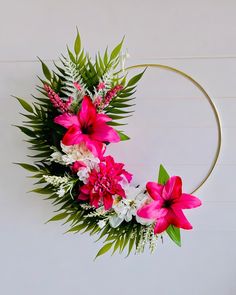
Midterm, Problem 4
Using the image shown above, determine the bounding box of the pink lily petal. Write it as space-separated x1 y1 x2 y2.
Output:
162 176 182 200
78 96 96 126
146 182 163 201
84 137 104 158
137 201 167 220
173 193 202 210
54 113 79 129
62 125 83 145
172 208 193 230
91 122 120 143
154 217 170 234
96 113 112 123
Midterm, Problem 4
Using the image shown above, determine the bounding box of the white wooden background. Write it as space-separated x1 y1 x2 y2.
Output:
0 1 236 294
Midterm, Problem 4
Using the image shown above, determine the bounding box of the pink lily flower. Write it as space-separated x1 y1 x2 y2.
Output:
54 96 120 157
137 176 202 234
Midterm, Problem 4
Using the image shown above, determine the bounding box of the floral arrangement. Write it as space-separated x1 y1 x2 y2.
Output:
15 31 201 258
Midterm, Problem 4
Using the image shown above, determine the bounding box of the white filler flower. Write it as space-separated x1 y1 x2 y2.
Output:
109 185 153 228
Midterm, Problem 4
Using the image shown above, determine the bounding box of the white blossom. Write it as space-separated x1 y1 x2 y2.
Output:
60 142 99 165
43 174 76 198
43 175 69 187
57 187 66 197
49 142 100 184
109 185 154 228
49 149 64 165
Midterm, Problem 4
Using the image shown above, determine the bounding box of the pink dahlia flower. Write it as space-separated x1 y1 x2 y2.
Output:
137 176 202 234
54 96 120 157
78 155 132 210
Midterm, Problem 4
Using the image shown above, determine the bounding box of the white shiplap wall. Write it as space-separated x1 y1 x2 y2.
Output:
0 1 236 295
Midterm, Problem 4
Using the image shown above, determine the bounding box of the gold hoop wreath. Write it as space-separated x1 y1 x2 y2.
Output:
15 33 223 257
126 64 222 194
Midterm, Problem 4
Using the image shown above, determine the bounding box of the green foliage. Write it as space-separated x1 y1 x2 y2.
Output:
104 70 145 126
166 225 181 247
46 212 69 223
74 28 81 57
95 242 114 259
117 131 130 141
14 162 38 172
14 97 33 113
110 36 124 61
158 164 170 185
38 58 52 81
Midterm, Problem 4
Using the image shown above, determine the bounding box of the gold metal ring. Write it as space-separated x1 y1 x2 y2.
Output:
126 64 222 194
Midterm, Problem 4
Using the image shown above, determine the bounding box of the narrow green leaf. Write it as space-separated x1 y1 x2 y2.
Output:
166 225 181 247
30 187 53 194
38 58 51 81
74 28 81 56
14 162 38 172
107 121 126 126
104 47 108 65
95 242 113 259
126 70 146 87
119 235 125 253
15 97 33 113
14 125 36 138
110 37 125 61
158 164 170 185
67 46 76 63
126 237 135 257
117 131 130 141
108 114 131 120
67 223 87 233
47 212 68 223
112 238 121 255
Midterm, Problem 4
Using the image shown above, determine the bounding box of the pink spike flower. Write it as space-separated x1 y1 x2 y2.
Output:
44 84 72 112
78 155 132 210
137 176 202 234
104 84 123 106
94 84 123 110
54 96 120 157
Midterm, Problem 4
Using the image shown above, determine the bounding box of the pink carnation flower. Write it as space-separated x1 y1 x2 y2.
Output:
54 96 120 157
78 155 132 210
137 176 202 234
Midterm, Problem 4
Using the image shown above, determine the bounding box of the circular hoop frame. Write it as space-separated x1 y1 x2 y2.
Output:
126 64 222 194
